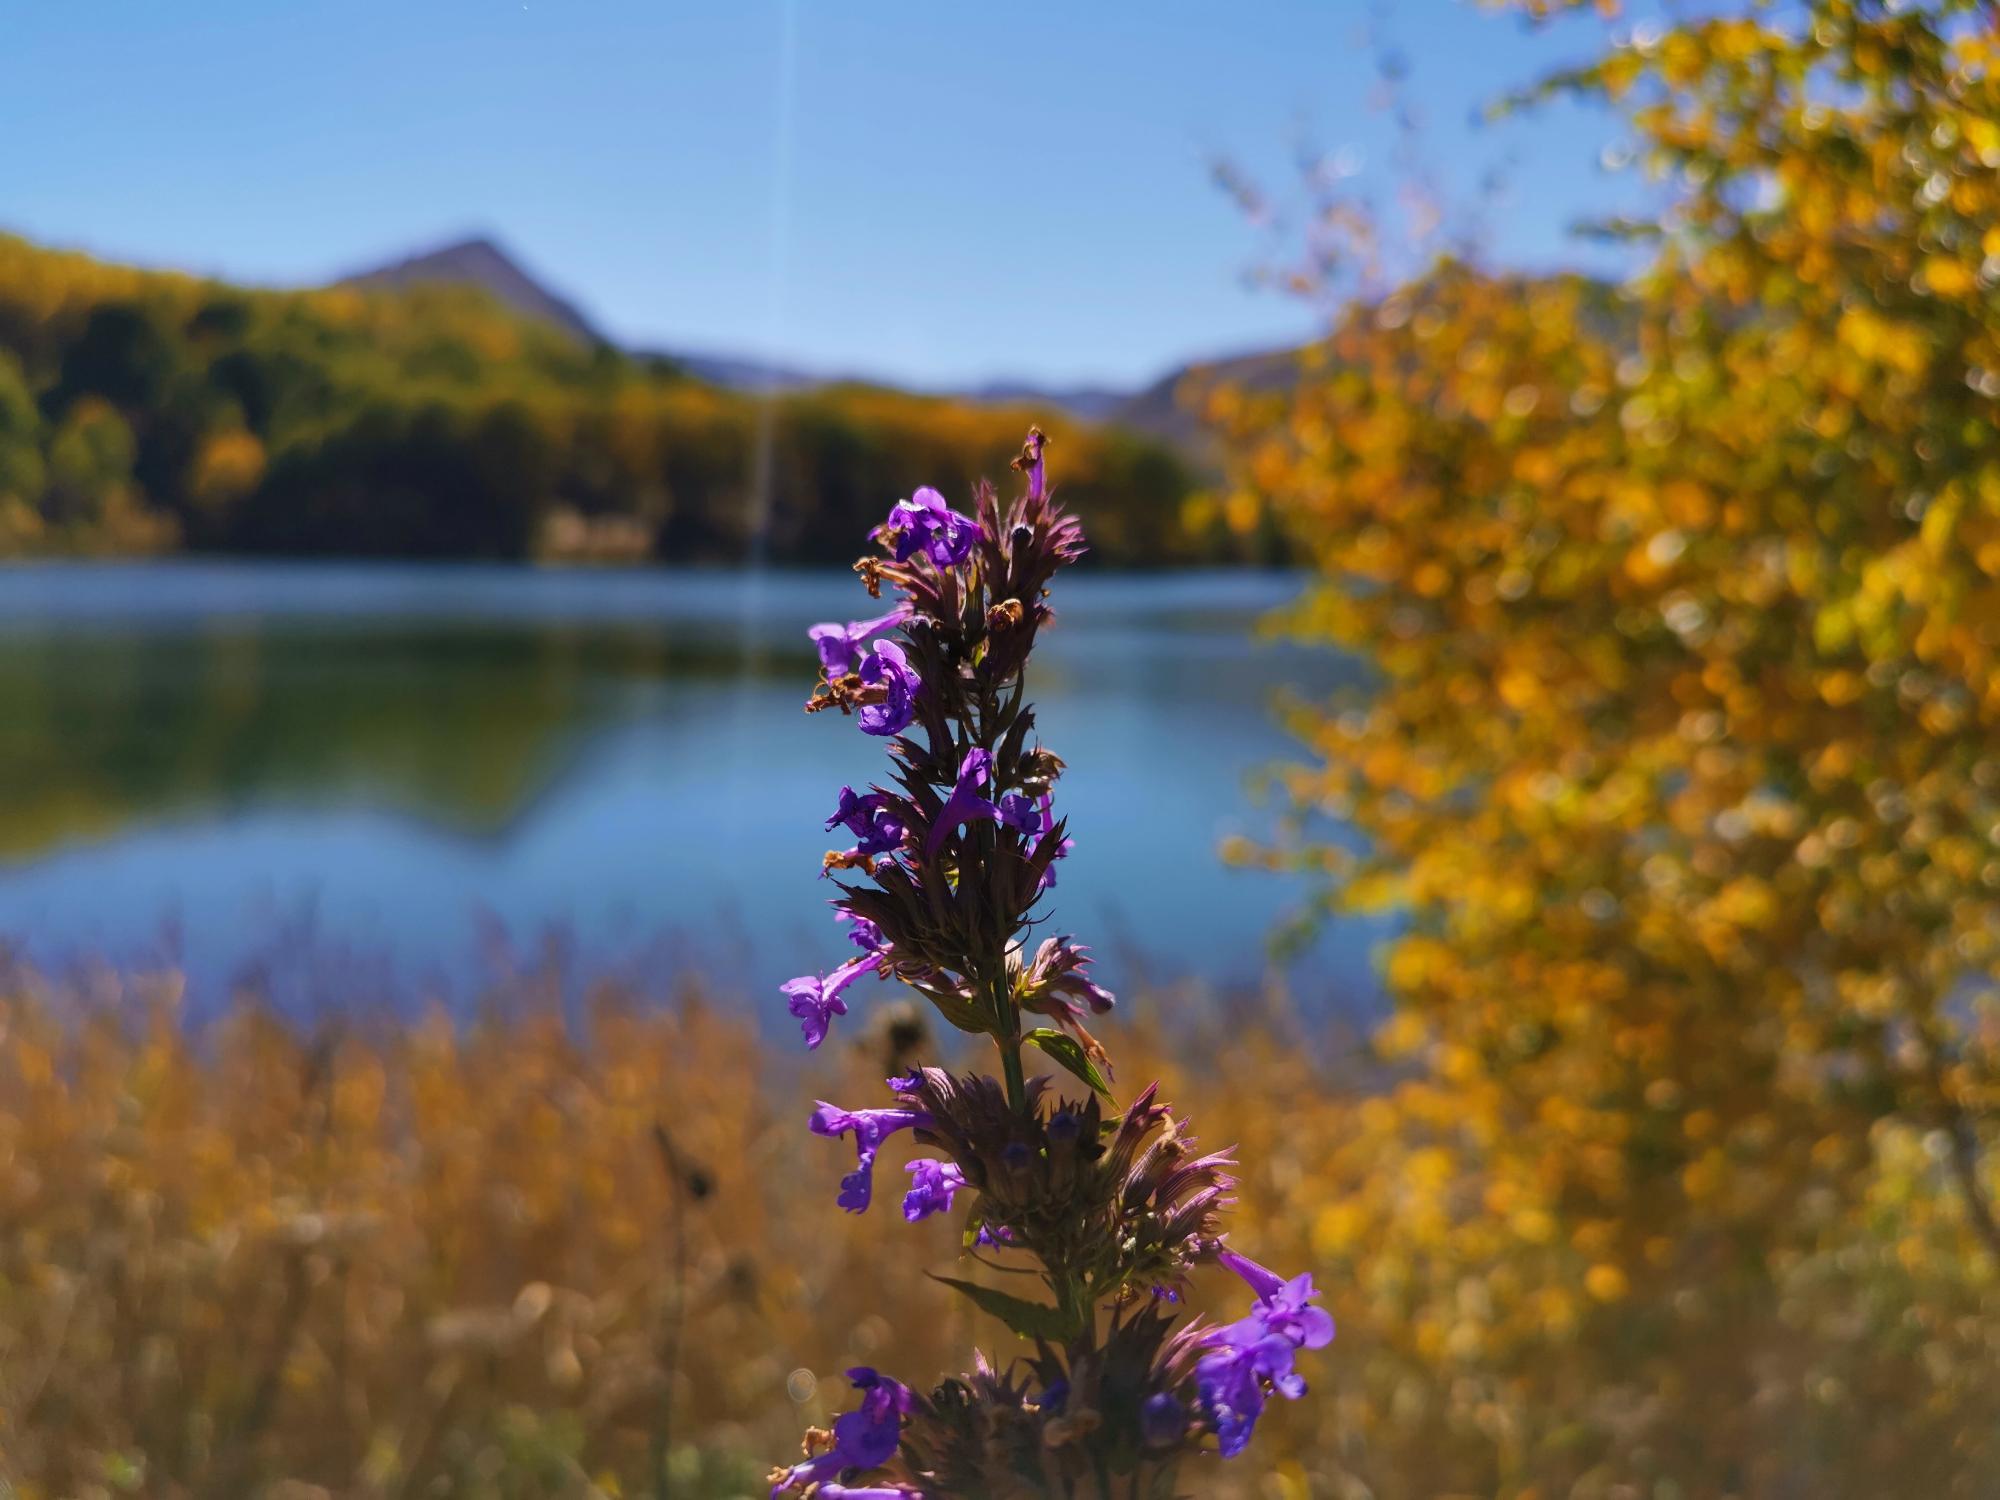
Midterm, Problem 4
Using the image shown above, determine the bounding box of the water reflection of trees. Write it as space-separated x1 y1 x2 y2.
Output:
0 624 776 859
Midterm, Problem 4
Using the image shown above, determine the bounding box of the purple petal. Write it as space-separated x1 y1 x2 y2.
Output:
1216 1248 1289 1302
902 1158 966 1222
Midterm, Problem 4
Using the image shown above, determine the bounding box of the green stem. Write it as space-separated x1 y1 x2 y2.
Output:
990 956 1026 1114
1000 1038 1027 1114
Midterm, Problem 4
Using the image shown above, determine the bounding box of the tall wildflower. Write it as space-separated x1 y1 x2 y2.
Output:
773 431 1328 1497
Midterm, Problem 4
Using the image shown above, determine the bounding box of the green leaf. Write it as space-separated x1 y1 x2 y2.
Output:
929 1274 1076 1342
1023 1029 1114 1098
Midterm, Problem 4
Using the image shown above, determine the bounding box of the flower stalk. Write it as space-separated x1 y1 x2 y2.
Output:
999 1036 1027 1116
769 430 1329 1497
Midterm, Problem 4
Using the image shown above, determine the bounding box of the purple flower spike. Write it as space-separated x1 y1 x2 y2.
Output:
902 1158 966 1222
857 641 921 737
925 748 1002 855
780 954 878 1050
809 1102 931 1212
768 1367 913 1498
774 433 1303 1480
809 606 909 678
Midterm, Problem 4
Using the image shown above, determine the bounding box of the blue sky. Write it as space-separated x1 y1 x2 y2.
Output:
2 1 1641 388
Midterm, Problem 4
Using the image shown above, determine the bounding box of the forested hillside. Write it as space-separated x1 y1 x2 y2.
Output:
0 234 1244 565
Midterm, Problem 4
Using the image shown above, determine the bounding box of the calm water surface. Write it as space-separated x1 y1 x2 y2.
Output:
0 562 1386 1025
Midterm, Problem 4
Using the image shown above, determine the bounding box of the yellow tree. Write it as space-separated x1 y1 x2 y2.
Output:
1212 3 2000 1494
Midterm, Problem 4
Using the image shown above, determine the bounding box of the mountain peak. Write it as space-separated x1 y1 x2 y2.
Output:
340 234 602 345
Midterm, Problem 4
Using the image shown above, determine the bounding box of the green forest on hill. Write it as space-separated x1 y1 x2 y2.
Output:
0 234 1253 567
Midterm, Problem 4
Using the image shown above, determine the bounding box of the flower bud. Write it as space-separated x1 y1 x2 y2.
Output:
1140 1393 1187 1448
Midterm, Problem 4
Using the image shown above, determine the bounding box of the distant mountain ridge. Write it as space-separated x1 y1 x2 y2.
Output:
341 237 605 346
1107 345 1305 455
960 381 1133 422
337 233 1301 449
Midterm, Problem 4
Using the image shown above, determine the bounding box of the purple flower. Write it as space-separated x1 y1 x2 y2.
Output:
857 641 920 738
1217 1251 1336 1351
835 906 886 952
1216 1248 1287 1300
810 1101 930 1212
1195 1253 1333 1458
999 792 1044 839
781 954 878 1050
925 748 1002 855
827 787 907 858
769 1367 913 1498
1140 1391 1187 1447
1022 936 1116 1020
874 486 981 568
1020 428 1047 501
1051 945 1114 1016
902 1158 966 1222
875 488 947 563
1195 1331 1298 1458
924 508 980 568
809 606 909 678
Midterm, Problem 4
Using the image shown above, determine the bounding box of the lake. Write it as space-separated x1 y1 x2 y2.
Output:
0 562 1387 1028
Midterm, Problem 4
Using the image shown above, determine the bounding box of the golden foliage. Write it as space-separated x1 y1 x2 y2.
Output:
6 971 1990 1498
1206 1 2000 1494
0 976 965 1500
0 975 1340 1500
